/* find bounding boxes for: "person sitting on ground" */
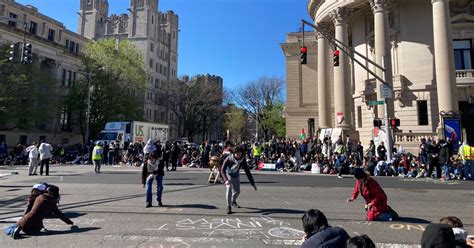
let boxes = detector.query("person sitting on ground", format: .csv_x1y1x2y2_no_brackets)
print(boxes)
301,209,350,248
439,216,471,248
275,153,285,172
12,185,74,239
421,223,456,248
347,234,376,248
347,168,396,221
374,156,387,176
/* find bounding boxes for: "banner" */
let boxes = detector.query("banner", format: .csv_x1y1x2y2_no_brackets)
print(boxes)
443,118,462,153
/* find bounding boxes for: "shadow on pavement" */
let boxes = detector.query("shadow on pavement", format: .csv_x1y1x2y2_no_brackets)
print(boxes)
164,183,194,186
241,181,277,184
398,217,431,224
242,207,305,216
63,212,87,219
37,226,101,236
165,204,218,210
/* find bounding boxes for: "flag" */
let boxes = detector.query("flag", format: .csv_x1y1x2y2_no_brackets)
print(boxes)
300,128,306,139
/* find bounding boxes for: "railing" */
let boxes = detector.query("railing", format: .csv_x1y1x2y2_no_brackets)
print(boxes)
394,132,437,144
455,69,474,78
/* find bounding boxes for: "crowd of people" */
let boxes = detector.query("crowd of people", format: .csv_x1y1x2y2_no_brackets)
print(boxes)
2,134,474,183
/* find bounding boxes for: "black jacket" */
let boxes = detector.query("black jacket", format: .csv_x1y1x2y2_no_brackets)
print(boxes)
439,143,450,165
302,226,350,248
421,224,455,248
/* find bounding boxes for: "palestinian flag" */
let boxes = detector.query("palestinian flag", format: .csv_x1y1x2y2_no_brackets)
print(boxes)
300,128,306,140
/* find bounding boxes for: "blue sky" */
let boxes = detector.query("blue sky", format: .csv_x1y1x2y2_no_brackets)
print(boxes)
16,0,310,91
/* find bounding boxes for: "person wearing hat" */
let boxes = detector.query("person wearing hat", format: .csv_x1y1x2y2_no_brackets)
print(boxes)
92,141,104,173
141,154,165,207
12,185,74,239
24,183,48,215
347,168,393,221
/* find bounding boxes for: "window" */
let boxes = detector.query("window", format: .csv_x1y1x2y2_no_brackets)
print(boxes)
62,69,72,87
149,59,153,68
29,21,37,35
164,66,167,76
454,40,472,70
72,72,77,86
150,43,154,52
357,106,362,128
156,63,159,72
155,79,159,88
8,13,17,27
68,71,72,86
48,29,55,41
151,15,154,24
417,100,428,126
150,76,154,85
62,69,67,86
60,106,71,131
159,64,162,74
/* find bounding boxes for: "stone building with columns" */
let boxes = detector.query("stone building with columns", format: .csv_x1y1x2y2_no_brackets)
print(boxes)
78,0,180,139
283,0,474,150
0,1,88,146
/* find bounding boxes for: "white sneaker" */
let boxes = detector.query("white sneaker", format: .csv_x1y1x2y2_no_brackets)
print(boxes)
338,176,343,179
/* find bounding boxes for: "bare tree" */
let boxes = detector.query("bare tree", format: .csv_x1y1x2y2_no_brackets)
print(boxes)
232,77,285,140
156,76,223,142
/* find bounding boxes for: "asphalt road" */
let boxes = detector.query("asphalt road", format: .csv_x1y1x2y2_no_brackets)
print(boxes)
1,164,473,248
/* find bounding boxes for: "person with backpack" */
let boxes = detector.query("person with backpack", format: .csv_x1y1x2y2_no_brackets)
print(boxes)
347,168,397,221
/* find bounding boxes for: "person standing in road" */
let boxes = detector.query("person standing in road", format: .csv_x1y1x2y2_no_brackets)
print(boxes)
38,141,52,176
220,145,257,214
26,142,39,176
92,142,104,173
170,142,180,171
426,139,441,179
141,154,164,207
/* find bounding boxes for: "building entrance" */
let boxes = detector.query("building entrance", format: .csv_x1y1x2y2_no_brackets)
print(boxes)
459,101,474,144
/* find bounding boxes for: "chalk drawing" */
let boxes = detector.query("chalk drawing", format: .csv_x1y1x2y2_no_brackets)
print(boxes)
390,224,425,231
268,227,305,239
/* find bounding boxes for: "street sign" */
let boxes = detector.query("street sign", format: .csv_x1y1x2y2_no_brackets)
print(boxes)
368,100,384,106
380,84,392,99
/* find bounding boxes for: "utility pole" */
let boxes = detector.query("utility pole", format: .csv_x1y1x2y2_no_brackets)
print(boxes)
382,56,393,162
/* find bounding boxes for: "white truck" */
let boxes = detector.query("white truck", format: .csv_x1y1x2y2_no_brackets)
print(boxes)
96,121,169,149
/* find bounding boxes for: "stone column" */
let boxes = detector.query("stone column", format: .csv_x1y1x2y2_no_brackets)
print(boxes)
371,0,394,118
317,30,330,128
330,8,352,129
432,0,458,114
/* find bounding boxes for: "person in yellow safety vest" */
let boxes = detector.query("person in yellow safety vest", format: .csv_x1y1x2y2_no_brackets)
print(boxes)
253,143,262,165
458,141,474,180
92,142,104,174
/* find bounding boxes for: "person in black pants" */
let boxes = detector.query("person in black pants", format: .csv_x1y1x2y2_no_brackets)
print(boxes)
426,140,441,178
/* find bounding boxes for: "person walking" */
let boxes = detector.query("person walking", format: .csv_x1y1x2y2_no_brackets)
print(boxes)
426,139,441,179
38,141,52,176
220,145,257,214
141,154,164,207
26,142,39,176
92,142,104,173
347,168,396,221
170,142,180,171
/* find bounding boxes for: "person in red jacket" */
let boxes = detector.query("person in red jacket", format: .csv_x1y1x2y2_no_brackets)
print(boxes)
347,168,393,221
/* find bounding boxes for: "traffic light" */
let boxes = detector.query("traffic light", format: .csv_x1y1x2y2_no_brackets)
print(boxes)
300,46,307,65
390,118,400,128
23,43,33,64
373,118,382,128
333,49,340,67
8,42,21,63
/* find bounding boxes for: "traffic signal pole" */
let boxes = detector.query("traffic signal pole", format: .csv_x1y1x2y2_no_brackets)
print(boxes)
301,19,394,161
382,56,392,162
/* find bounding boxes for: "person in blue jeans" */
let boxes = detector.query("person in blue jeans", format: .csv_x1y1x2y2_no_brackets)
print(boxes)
141,154,164,208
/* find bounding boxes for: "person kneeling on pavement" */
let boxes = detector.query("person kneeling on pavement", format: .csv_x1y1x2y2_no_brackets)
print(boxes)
301,209,350,248
347,168,398,221
8,185,74,239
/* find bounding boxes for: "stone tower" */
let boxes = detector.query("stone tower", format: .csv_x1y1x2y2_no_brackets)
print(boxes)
78,0,109,39
129,0,159,38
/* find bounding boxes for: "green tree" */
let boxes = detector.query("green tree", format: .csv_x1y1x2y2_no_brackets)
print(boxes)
65,39,147,141
260,103,286,139
0,44,60,131
224,105,247,144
